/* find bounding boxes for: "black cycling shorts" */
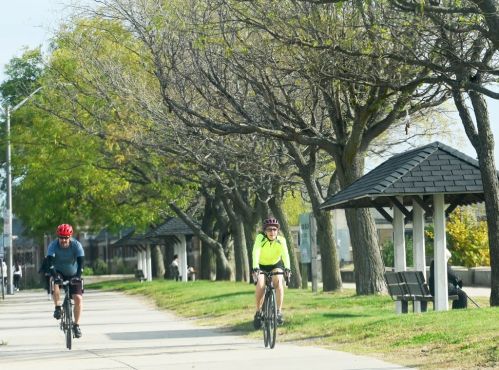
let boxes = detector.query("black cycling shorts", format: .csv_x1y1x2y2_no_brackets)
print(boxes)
53,272,84,295
259,260,284,272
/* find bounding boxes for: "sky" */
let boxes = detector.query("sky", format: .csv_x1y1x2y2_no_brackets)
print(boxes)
0,1,73,77
1,0,498,166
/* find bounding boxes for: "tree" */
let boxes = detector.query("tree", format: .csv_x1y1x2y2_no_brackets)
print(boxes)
391,0,499,307
73,0,467,294
163,0,454,293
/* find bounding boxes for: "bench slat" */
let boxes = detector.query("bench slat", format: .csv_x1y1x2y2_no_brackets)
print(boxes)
384,271,411,301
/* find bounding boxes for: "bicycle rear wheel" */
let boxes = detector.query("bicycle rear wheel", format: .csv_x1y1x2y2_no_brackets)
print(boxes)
64,297,73,350
267,289,277,349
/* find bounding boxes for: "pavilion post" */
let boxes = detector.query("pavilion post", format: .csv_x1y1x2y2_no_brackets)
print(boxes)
146,245,152,282
393,196,407,313
433,194,449,311
412,202,426,312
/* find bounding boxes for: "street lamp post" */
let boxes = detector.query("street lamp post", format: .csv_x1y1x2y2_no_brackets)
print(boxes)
1,86,42,294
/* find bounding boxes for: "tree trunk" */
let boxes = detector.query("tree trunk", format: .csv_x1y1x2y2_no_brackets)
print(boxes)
218,236,235,281
457,90,499,306
338,156,385,294
200,194,217,280
476,140,499,306
314,210,342,291
235,216,249,281
200,243,216,280
344,208,385,294
169,202,233,280
268,195,302,288
152,245,165,278
244,197,267,275
230,216,249,281
284,141,340,291
222,195,249,282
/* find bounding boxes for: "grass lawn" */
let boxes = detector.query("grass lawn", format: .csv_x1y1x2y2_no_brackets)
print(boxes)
88,279,498,370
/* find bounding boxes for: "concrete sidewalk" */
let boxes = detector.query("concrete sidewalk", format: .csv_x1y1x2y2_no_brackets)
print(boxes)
0,290,412,370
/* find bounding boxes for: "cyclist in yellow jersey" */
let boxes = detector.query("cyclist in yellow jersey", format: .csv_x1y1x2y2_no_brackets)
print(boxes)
252,217,291,328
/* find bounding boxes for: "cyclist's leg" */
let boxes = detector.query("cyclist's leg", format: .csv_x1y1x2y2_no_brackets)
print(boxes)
255,274,265,311
73,294,82,324
271,267,284,324
70,279,84,325
47,275,52,299
257,264,276,312
52,280,63,319
253,268,267,330
52,278,61,307
70,279,83,338
272,268,284,312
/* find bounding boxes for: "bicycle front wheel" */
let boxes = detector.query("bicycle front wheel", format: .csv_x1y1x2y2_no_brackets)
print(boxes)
64,298,73,350
262,291,269,347
263,289,277,348
266,289,277,349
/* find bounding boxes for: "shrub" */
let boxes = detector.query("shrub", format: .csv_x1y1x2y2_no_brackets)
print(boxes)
446,207,490,267
381,236,414,267
424,207,489,267
92,258,109,275
110,257,134,274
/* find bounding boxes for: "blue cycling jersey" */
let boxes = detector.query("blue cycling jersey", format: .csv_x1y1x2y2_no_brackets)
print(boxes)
47,238,84,276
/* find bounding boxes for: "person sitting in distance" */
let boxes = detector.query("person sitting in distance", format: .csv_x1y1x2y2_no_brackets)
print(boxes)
429,248,468,309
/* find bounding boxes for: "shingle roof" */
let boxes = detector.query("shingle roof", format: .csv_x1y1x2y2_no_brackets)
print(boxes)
145,217,194,238
111,227,144,247
92,226,134,242
111,218,194,248
320,141,487,210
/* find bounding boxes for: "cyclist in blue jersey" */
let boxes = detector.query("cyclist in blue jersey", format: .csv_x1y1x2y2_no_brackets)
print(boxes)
252,217,291,328
47,224,85,338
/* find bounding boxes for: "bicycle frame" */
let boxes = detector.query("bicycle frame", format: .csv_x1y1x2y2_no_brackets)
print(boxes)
58,279,74,350
259,271,284,349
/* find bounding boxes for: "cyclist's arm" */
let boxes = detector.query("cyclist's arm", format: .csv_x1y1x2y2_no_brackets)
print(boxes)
280,237,291,270
46,255,57,277
76,256,84,278
252,234,264,269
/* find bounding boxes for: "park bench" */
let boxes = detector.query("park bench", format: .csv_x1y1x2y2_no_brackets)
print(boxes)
385,270,458,313
384,271,412,313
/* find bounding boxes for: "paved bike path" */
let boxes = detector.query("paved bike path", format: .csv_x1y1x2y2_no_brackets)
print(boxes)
0,290,412,370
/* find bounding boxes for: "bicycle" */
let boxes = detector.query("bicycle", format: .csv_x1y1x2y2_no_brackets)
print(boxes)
258,270,286,349
56,278,80,350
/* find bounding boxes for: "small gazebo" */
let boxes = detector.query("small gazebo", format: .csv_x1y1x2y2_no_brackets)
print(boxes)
112,227,152,281
320,141,486,312
112,217,194,282
145,217,194,282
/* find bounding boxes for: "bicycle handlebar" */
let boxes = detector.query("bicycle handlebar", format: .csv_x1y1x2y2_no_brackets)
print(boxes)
56,277,82,286
259,271,284,276
253,270,290,286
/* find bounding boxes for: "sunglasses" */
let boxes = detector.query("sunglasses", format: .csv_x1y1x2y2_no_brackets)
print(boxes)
266,227,278,232
58,236,70,240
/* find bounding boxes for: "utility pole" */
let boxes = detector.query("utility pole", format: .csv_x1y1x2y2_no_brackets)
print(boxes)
1,86,42,294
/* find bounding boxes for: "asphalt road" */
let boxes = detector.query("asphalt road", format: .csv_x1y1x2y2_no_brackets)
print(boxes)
0,289,413,370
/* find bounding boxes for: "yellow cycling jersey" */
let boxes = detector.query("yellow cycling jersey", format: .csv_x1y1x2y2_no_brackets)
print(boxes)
252,233,290,269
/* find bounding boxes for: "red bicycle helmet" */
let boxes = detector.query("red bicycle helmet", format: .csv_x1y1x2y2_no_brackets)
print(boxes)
57,224,73,237
263,217,279,229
